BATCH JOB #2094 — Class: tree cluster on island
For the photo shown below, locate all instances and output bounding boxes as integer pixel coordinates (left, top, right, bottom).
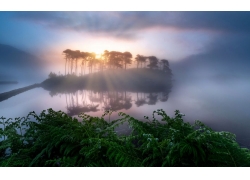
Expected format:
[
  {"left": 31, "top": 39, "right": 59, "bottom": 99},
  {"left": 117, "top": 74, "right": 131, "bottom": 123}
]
[{"left": 62, "top": 49, "right": 172, "bottom": 76}]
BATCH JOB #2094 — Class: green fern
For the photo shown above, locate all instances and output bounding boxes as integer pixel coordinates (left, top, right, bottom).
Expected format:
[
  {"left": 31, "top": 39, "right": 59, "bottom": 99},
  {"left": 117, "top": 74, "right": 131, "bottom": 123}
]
[{"left": 1, "top": 108, "right": 250, "bottom": 167}]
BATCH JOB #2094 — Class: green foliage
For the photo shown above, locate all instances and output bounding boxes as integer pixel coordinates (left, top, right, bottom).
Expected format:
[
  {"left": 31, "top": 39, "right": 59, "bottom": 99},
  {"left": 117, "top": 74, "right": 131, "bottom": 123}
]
[{"left": 0, "top": 109, "right": 250, "bottom": 167}]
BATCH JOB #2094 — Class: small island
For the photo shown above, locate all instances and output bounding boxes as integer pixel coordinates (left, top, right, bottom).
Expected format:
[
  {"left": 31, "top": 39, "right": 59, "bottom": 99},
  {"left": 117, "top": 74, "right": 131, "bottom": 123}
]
[
  {"left": 0, "top": 49, "right": 173, "bottom": 103},
  {"left": 42, "top": 68, "right": 172, "bottom": 93},
  {"left": 42, "top": 49, "right": 173, "bottom": 93}
]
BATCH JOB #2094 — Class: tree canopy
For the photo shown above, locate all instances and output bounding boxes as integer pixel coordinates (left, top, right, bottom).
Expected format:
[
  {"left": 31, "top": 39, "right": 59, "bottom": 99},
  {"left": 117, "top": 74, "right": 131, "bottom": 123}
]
[{"left": 62, "top": 49, "right": 172, "bottom": 76}]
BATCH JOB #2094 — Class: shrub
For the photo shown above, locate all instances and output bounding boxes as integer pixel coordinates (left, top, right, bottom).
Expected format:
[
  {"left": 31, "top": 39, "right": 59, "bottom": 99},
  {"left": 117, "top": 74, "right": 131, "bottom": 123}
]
[{"left": 0, "top": 109, "right": 249, "bottom": 167}]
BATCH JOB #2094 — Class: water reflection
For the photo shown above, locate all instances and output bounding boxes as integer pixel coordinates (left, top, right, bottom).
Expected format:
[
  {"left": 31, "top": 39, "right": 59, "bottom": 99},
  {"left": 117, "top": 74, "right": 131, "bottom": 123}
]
[{"left": 56, "top": 89, "right": 171, "bottom": 116}]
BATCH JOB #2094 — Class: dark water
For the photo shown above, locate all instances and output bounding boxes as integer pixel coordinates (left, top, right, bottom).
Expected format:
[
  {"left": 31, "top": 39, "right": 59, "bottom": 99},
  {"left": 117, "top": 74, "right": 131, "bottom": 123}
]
[{"left": 1, "top": 76, "right": 250, "bottom": 148}]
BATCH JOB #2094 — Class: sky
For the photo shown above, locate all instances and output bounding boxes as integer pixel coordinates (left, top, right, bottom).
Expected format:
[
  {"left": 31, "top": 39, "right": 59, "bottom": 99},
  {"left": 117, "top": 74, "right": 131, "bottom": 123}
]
[
  {"left": 1, "top": 6, "right": 250, "bottom": 177},
  {"left": 1, "top": 11, "right": 250, "bottom": 82}
]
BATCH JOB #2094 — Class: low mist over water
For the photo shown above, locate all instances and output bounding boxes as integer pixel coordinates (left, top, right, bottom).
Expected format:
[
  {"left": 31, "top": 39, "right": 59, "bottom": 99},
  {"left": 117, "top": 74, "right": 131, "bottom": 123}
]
[{"left": 1, "top": 11, "right": 250, "bottom": 147}]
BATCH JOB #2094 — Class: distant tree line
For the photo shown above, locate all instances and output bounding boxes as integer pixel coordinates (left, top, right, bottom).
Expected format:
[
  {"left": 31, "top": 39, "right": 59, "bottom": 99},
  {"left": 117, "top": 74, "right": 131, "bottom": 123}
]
[{"left": 62, "top": 49, "right": 172, "bottom": 76}]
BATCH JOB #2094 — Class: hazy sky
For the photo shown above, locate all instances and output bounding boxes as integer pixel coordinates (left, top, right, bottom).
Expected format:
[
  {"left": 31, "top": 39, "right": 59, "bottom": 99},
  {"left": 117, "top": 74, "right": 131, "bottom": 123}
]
[
  {"left": 1, "top": 11, "right": 250, "bottom": 80},
  {"left": 1, "top": 10, "right": 250, "bottom": 151},
  {"left": 1, "top": 7, "right": 250, "bottom": 177}
]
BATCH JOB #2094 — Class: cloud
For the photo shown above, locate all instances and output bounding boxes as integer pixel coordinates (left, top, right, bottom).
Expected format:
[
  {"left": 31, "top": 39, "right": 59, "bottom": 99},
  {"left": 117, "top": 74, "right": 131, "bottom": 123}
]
[
  {"left": 11, "top": 12, "right": 250, "bottom": 39},
  {"left": 167, "top": 11, "right": 250, "bottom": 33},
  {"left": 12, "top": 12, "right": 138, "bottom": 39}
]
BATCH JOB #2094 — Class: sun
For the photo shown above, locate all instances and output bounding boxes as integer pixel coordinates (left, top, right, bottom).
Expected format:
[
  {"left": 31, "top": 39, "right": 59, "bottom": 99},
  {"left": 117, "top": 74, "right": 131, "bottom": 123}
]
[
  {"left": 88, "top": 45, "right": 105, "bottom": 59},
  {"left": 95, "top": 53, "right": 102, "bottom": 59}
]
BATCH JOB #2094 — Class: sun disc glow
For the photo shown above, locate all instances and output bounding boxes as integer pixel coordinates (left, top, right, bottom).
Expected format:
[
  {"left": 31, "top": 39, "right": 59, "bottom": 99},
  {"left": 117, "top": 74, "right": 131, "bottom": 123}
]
[{"left": 95, "top": 53, "right": 102, "bottom": 59}]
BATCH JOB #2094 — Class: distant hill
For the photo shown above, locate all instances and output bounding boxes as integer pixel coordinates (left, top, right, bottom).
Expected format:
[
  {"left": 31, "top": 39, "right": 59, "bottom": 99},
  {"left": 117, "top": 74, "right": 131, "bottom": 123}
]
[{"left": 0, "top": 44, "right": 46, "bottom": 82}]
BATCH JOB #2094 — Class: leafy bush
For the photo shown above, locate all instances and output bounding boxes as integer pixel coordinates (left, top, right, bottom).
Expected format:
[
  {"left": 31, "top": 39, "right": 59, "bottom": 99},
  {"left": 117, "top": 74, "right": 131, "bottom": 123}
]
[{"left": 0, "top": 109, "right": 250, "bottom": 167}]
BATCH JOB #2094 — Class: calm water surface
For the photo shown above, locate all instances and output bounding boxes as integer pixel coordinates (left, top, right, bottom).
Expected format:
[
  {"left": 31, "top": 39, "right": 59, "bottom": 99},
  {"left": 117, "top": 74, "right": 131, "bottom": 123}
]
[{"left": 1, "top": 77, "right": 250, "bottom": 147}]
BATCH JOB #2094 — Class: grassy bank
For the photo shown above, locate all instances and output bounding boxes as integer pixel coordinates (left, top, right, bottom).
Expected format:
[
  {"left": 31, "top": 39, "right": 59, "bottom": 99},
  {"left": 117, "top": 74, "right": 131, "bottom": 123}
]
[{"left": 0, "top": 108, "right": 250, "bottom": 167}]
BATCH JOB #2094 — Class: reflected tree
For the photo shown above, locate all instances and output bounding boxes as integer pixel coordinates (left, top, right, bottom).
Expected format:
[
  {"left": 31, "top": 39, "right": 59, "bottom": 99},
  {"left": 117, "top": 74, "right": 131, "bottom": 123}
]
[
  {"left": 67, "top": 105, "right": 99, "bottom": 117},
  {"left": 45, "top": 87, "right": 172, "bottom": 116},
  {"left": 147, "top": 93, "right": 158, "bottom": 105},
  {"left": 103, "top": 91, "right": 132, "bottom": 111},
  {"left": 159, "top": 92, "right": 169, "bottom": 102},
  {"left": 65, "top": 91, "right": 100, "bottom": 116},
  {"left": 135, "top": 92, "right": 147, "bottom": 107}
]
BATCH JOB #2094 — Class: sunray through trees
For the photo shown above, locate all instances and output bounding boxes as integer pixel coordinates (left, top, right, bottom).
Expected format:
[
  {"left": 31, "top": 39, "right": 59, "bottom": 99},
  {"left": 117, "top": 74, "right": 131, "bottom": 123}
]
[{"left": 62, "top": 49, "right": 172, "bottom": 76}]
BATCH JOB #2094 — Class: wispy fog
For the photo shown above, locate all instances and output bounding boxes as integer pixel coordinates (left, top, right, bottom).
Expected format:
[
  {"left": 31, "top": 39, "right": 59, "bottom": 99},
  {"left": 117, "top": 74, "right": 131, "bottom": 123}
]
[{"left": 1, "top": 11, "right": 250, "bottom": 147}]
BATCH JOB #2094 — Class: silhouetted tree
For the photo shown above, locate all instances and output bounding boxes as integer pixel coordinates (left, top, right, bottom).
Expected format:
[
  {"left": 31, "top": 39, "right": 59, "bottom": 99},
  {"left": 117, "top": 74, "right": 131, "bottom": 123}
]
[
  {"left": 48, "top": 72, "right": 57, "bottom": 78},
  {"left": 97, "top": 53, "right": 104, "bottom": 72},
  {"left": 160, "top": 59, "right": 172, "bottom": 76},
  {"left": 102, "top": 50, "right": 110, "bottom": 70},
  {"left": 135, "top": 54, "right": 147, "bottom": 68},
  {"left": 122, "top": 51, "right": 132, "bottom": 70},
  {"left": 160, "top": 59, "right": 169, "bottom": 71},
  {"left": 147, "top": 56, "right": 159, "bottom": 69},
  {"left": 80, "top": 52, "right": 88, "bottom": 75},
  {"left": 87, "top": 52, "right": 96, "bottom": 73},
  {"left": 63, "top": 49, "right": 73, "bottom": 75},
  {"left": 62, "top": 49, "right": 172, "bottom": 76},
  {"left": 108, "top": 51, "right": 123, "bottom": 69},
  {"left": 72, "top": 50, "right": 81, "bottom": 75},
  {"left": 63, "top": 49, "right": 69, "bottom": 75}
]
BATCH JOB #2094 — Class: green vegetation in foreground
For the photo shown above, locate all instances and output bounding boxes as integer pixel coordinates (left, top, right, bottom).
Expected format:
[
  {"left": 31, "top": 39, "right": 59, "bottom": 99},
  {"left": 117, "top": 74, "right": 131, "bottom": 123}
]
[{"left": 0, "top": 109, "right": 250, "bottom": 167}]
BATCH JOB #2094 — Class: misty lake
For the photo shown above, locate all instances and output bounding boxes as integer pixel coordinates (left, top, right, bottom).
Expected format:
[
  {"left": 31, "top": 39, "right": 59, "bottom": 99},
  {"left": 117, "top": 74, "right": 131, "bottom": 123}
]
[{"left": 1, "top": 70, "right": 250, "bottom": 148}]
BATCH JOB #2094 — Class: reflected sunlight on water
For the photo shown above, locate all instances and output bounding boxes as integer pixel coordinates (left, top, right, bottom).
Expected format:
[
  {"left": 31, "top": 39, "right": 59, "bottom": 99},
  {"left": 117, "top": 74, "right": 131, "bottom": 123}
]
[{"left": 1, "top": 76, "right": 250, "bottom": 148}]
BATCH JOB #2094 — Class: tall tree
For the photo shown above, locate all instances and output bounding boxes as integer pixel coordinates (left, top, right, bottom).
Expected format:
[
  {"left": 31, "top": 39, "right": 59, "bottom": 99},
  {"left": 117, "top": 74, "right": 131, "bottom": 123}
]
[
  {"left": 72, "top": 50, "right": 81, "bottom": 75},
  {"left": 87, "top": 52, "right": 96, "bottom": 74},
  {"left": 62, "top": 49, "right": 76, "bottom": 75},
  {"left": 80, "top": 52, "right": 88, "bottom": 75},
  {"left": 108, "top": 51, "right": 123, "bottom": 69},
  {"left": 122, "top": 51, "right": 132, "bottom": 70},
  {"left": 62, "top": 49, "right": 72, "bottom": 75},
  {"left": 102, "top": 50, "right": 110, "bottom": 70},
  {"left": 160, "top": 59, "right": 172, "bottom": 75},
  {"left": 159, "top": 59, "right": 168, "bottom": 70},
  {"left": 147, "top": 56, "right": 159, "bottom": 69},
  {"left": 135, "top": 54, "right": 147, "bottom": 68},
  {"left": 98, "top": 53, "right": 104, "bottom": 72}
]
